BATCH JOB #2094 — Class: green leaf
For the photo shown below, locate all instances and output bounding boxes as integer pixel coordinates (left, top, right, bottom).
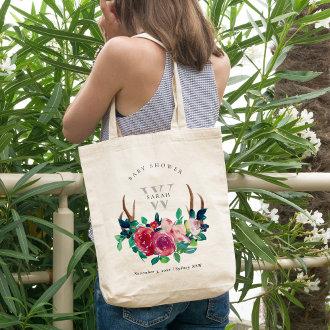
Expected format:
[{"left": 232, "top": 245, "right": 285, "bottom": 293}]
[
  {"left": 129, "top": 236, "right": 135, "bottom": 248},
  {"left": 141, "top": 216, "right": 148, "bottom": 225},
  {"left": 246, "top": 10, "right": 265, "bottom": 42},
  {"left": 174, "top": 253, "right": 181, "bottom": 263},
  {"left": 38, "top": 83, "right": 63, "bottom": 124},
  {"left": 0, "top": 312, "right": 20, "bottom": 328},
  {"left": 13, "top": 163, "right": 48, "bottom": 193},
  {"left": 235, "top": 219, "right": 277, "bottom": 264},
  {"left": 226, "top": 72, "right": 259, "bottom": 104},
  {"left": 251, "top": 296, "right": 260, "bottom": 329},
  {"left": 0, "top": 270, "right": 17, "bottom": 315},
  {"left": 197, "top": 233, "right": 206, "bottom": 241},
  {"left": 30, "top": 274, "right": 68, "bottom": 313},
  {"left": 0, "top": 133, "right": 12, "bottom": 153},
  {"left": 279, "top": 289, "right": 304, "bottom": 308},
  {"left": 115, "top": 235, "right": 123, "bottom": 242},
  {"left": 275, "top": 70, "right": 322, "bottom": 82},
  {"left": 73, "top": 275, "right": 94, "bottom": 299},
  {"left": 0, "top": 250, "right": 36, "bottom": 261},
  {"left": 190, "top": 239, "right": 198, "bottom": 247},
  {"left": 67, "top": 241, "right": 93, "bottom": 275},
  {"left": 43, "top": 0, "right": 63, "bottom": 18},
  {"left": 0, "top": 0, "right": 10, "bottom": 32},
  {"left": 160, "top": 256, "right": 170, "bottom": 263},
  {"left": 260, "top": 87, "right": 330, "bottom": 109},
  {"left": 117, "top": 241, "right": 122, "bottom": 251},
  {"left": 12, "top": 181, "right": 73, "bottom": 204},
  {"left": 271, "top": 12, "right": 297, "bottom": 23},
  {"left": 292, "top": 0, "right": 309, "bottom": 11},
  {"left": 185, "top": 248, "right": 197, "bottom": 254},
  {"left": 176, "top": 208, "right": 182, "bottom": 220},
  {"left": 39, "top": 54, "right": 90, "bottom": 75},
  {"left": 11, "top": 210, "right": 30, "bottom": 263},
  {"left": 295, "top": 8, "right": 330, "bottom": 25},
  {"left": 4, "top": 67, "right": 54, "bottom": 94},
  {"left": 138, "top": 251, "right": 147, "bottom": 260},
  {"left": 20, "top": 23, "right": 102, "bottom": 45},
  {"left": 151, "top": 256, "right": 160, "bottom": 265},
  {"left": 22, "top": 216, "right": 84, "bottom": 244}
]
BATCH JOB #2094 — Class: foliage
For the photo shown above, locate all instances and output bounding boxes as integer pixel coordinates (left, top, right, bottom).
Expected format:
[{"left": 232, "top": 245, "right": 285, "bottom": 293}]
[{"left": 0, "top": 0, "right": 329, "bottom": 328}]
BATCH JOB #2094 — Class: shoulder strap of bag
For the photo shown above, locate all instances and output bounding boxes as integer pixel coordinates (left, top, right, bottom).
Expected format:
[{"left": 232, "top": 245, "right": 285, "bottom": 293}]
[{"left": 108, "top": 32, "right": 187, "bottom": 140}]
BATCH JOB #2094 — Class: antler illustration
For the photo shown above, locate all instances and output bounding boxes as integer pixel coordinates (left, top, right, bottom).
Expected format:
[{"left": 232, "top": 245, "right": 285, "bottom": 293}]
[
  {"left": 186, "top": 184, "right": 205, "bottom": 216},
  {"left": 119, "top": 195, "right": 136, "bottom": 222}
]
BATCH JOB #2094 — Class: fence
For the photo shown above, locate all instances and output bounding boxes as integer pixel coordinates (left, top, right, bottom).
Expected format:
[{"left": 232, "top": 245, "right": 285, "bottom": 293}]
[{"left": 1, "top": 172, "right": 329, "bottom": 330}]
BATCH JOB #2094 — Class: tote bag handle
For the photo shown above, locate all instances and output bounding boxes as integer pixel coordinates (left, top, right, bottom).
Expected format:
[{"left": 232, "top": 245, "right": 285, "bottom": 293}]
[{"left": 108, "top": 32, "right": 187, "bottom": 139}]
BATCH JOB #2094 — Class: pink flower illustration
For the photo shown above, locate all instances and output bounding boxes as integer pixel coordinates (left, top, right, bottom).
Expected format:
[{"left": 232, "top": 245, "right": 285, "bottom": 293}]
[
  {"left": 188, "top": 218, "right": 201, "bottom": 236},
  {"left": 161, "top": 219, "right": 190, "bottom": 243},
  {"left": 170, "top": 224, "right": 190, "bottom": 243},
  {"left": 152, "top": 231, "right": 176, "bottom": 256},
  {"left": 161, "top": 218, "right": 175, "bottom": 232}
]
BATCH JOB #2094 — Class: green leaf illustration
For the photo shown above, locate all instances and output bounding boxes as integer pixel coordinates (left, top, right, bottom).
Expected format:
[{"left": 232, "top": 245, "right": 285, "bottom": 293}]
[
  {"left": 141, "top": 216, "right": 148, "bottom": 225},
  {"left": 185, "top": 248, "right": 197, "bottom": 254},
  {"left": 198, "top": 233, "right": 207, "bottom": 241},
  {"left": 190, "top": 239, "right": 198, "bottom": 247},
  {"left": 174, "top": 253, "right": 181, "bottom": 263},
  {"left": 160, "top": 256, "right": 170, "bottom": 264},
  {"left": 151, "top": 256, "right": 160, "bottom": 265},
  {"left": 176, "top": 208, "right": 182, "bottom": 220},
  {"left": 129, "top": 236, "right": 135, "bottom": 248},
  {"left": 138, "top": 251, "right": 147, "bottom": 260}
]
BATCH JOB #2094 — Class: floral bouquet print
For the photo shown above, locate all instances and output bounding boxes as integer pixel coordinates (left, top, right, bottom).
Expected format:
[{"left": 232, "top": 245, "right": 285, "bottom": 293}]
[{"left": 115, "top": 184, "right": 209, "bottom": 264}]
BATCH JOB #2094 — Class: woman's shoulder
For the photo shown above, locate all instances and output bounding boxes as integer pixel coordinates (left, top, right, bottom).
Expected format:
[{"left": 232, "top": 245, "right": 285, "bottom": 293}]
[{"left": 210, "top": 52, "right": 231, "bottom": 101}]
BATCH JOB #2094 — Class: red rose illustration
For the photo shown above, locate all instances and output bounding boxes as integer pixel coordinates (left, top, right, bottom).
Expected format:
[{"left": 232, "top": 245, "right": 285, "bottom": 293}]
[
  {"left": 134, "top": 227, "right": 155, "bottom": 256},
  {"left": 152, "top": 231, "right": 176, "bottom": 256}
]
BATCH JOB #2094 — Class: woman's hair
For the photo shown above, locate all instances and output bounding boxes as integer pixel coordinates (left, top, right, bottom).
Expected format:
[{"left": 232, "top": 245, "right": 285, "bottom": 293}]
[{"left": 114, "top": 0, "right": 224, "bottom": 71}]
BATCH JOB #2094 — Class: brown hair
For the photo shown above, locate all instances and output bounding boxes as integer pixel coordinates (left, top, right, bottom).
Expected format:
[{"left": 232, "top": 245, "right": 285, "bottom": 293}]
[{"left": 114, "top": 0, "right": 224, "bottom": 71}]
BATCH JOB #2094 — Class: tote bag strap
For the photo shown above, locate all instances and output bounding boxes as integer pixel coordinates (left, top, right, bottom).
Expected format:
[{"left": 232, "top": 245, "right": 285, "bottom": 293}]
[{"left": 108, "top": 32, "right": 187, "bottom": 140}]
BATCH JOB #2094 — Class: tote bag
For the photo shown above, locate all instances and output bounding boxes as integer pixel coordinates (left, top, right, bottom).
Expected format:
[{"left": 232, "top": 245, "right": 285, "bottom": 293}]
[{"left": 78, "top": 32, "right": 236, "bottom": 308}]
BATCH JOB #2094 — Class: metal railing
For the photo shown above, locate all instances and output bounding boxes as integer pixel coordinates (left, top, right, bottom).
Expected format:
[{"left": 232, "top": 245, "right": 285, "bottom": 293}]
[{"left": 1, "top": 172, "right": 330, "bottom": 330}]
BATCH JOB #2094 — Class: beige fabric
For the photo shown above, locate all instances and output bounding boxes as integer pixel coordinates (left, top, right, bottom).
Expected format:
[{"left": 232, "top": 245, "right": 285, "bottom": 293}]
[{"left": 78, "top": 32, "right": 236, "bottom": 308}]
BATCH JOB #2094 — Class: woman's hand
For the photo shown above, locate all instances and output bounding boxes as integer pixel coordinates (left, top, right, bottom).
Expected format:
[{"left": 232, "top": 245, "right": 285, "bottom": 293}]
[{"left": 98, "top": 0, "right": 122, "bottom": 42}]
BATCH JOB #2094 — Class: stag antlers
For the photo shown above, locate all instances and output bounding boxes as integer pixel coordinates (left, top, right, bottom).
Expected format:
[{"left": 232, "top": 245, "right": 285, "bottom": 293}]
[{"left": 119, "top": 195, "right": 136, "bottom": 222}]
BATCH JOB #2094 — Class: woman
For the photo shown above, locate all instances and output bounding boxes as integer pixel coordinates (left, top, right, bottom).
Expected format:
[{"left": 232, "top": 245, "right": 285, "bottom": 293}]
[{"left": 63, "top": 0, "right": 231, "bottom": 329}]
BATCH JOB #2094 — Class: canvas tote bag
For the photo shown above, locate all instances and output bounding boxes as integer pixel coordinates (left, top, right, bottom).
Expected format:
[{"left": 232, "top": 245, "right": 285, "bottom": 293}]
[{"left": 78, "top": 32, "right": 236, "bottom": 308}]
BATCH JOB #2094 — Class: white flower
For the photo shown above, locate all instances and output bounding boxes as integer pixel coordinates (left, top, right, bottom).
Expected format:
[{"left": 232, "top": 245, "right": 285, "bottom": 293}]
[
  {"left": 304, "top": 277, "right": 321, "bottom": 293},
  {"left": 259, "top": 200, "right": 280, "bottom": 223},
  {"left": 295, "top": 271, "right": 321, "bottom": 293},
  {"left": 269, "top": 208, "right": 279, "bottom": 223},
  {"left": 311, "top": 210, "right": 324, "bottom": 226},
  {"left": 296, "top": 211, "right": 310, "bottom": 225},
  {"left": 296, "top": 271, "right": 307, "bottom": 281},
  {"left": 296, "top": 210, "right": 324, "bottom": 228},
  {"left": 260, "top": 200, "right": 270, "bottom": 213},
  {"left": 304, "top": 227, "right": 328, "bottom": 245},
  {"left": 287, "top": 105, "right": 299, "bottom": 119},
  {"left": 315, "top": 18, "right": 330, "bottom": 29},
  {"left": 279, "top": 105, "right": 299, "bottom": 119},
  {"left": 300, "top": 127, "right": 321, "bottom": 157},
  {"left": 0, "top": 57, "right": 16, "bottom": 73},
  {"left": 299, "top": 109, "right": 314, "bottom": 124}
]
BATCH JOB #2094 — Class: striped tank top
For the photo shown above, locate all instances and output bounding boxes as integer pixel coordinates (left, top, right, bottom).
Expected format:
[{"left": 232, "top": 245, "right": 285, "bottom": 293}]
[{"left": 88, "top": 49, "right": 220, "bottom": 241}]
